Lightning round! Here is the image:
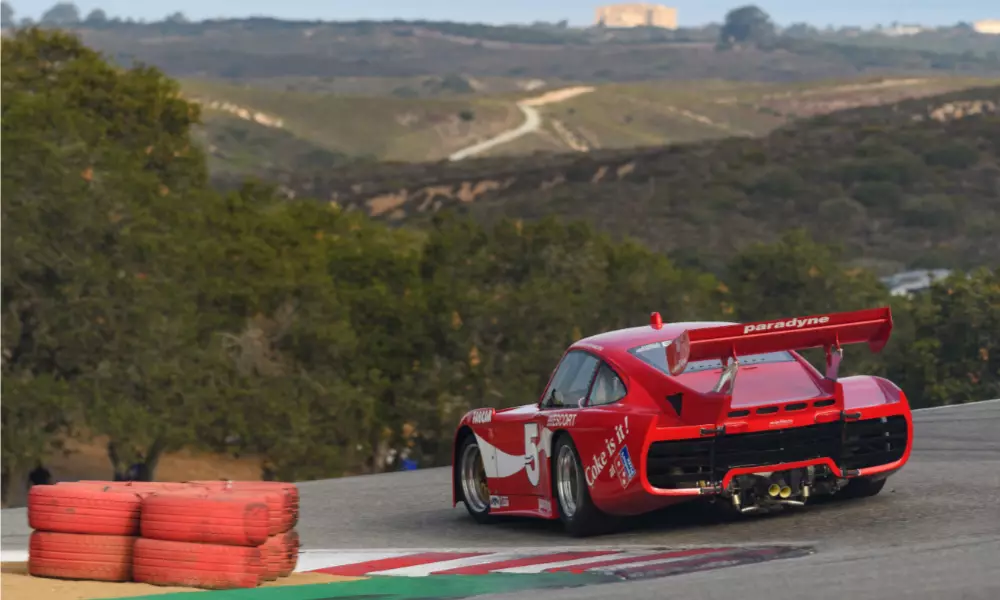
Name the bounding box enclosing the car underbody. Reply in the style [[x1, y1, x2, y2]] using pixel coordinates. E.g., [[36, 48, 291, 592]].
[[719, 465, 865, 513]]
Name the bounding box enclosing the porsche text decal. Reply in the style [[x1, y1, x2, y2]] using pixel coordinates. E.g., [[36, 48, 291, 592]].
[[743, 315, 830, 334]]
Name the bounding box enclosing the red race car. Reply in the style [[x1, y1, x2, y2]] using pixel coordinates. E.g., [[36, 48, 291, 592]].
[[451, 307, 912, 536]]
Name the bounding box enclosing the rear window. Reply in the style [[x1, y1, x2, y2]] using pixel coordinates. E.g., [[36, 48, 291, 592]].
[[629, 340, 796, 375]]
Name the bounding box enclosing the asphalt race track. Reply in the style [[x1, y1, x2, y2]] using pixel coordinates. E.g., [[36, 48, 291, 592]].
[[3, 400, 999, 599]]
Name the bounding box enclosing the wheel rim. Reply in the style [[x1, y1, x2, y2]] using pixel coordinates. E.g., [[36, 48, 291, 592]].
[[460, 443, 490, 513], [556, 445, 582, 518]]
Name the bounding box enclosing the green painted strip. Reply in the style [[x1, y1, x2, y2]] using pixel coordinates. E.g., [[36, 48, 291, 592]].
[[100, 572, 618, 600]]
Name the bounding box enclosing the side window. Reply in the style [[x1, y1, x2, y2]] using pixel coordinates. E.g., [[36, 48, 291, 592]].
[[543, 351, 600, 408], [588, 363, 627, 406]]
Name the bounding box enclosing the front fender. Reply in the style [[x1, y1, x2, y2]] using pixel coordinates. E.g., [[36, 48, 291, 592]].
[[451, 408, 495, 506]]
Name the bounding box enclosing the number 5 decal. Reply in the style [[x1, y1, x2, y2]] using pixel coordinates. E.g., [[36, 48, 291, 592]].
[[524, 422, 540, 486]]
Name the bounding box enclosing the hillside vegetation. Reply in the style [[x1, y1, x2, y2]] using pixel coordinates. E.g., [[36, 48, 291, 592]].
[[3, 29, 997, 506], [259, 85, 1000, 276], [186, 76, 993, 177], [182, 79, 520, 163], [49, 18, 1000, 84], [480, 76, 995, 155]]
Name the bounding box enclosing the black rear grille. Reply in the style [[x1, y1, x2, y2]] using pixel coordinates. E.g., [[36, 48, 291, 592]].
[[842, 416, 908, 470], [647, 415, 908, 489]]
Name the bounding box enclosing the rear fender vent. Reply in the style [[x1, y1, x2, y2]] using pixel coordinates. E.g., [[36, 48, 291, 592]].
[[785, 402, 808, 412], [756, 406, 779, 415]]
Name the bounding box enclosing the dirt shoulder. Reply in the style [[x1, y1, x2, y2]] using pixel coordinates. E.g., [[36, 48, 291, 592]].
[[1, 562, 360, 600]]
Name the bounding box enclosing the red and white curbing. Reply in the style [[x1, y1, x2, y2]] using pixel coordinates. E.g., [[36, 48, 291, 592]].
[[297, 547, 743, 577]]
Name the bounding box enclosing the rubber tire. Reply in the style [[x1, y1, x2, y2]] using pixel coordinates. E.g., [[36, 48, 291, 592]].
[[28, 531, 136, 582], [457, 435, 497, 525], [28, 484, 143, 535], [839, 476, 887, 499], [552, 435, 611, 538], [260, 535, 285, 581], [70, 481, 205, 493], [140, 491, 270, 546], [277, 529, 299, 577], [133, 538, 262, 590], [188, 481, 298, 533]]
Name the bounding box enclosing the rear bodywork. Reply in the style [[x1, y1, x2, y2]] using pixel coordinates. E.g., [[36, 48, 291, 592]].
[[451, 307, 912, 520]]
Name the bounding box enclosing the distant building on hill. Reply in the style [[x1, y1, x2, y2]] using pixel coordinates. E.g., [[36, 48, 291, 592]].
[[879, 269, 952, 297], [595, 3, 678, 29], [973, 20, 1000, 34], [878, 23, 926, 36]]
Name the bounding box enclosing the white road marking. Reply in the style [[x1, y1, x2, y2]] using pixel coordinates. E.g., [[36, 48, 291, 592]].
[[369, 551, 527, 576], [0, 550, 28, 563], [294, 551, 411, 572], [587, 552, 728, 573], [494, 551, 646, 574]]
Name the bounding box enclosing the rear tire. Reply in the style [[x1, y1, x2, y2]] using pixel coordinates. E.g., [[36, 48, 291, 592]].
[[457, 435, 496, 524], [553, 435, 611, 537], [838, 476, 887, 499]]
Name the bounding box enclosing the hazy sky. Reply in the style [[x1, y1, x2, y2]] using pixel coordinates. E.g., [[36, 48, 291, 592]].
[[7, 1, 998, 28]]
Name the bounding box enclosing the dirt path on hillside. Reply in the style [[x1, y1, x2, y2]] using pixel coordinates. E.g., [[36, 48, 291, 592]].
[[448, 86, 595, 160]]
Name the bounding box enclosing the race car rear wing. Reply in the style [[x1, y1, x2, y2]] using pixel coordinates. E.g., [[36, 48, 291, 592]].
[[665, 307, 893, 393]]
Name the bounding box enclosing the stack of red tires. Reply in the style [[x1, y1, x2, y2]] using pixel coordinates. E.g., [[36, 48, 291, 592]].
[[26, 480, 300, 590]]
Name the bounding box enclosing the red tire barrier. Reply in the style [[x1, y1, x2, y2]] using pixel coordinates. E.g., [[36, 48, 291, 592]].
[[28, 484, 143, 535], [278, 529, 299, 577], [260, 535, 285, 581], [28, 531, 136, 582], [140, 491, 269, 546], [188, 481, 298, 532], [68, 481, 205, 493], [133, 537, 262, 590]]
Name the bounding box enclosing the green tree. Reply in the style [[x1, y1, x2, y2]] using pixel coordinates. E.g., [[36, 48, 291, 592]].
[[724, 230, 891, 374], [1, 376, 73, 505], [726, 229, 888, 321], [1, 2, 14, 28], [883, 269, 1000, 408], [719, 5, 776, 47], [84, 9, 108, 24], [40, 2, 80, 26], [2, 28, 211, 481]]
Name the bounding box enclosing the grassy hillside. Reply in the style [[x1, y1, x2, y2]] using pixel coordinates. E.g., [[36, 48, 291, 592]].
[[223, 74, 556, 98], [193, 113, 363, 178], [193, 75, 994, 178], [481, 76, 995, 155], [182, 79, 520, 163], [66, 19, 1000, 84], [258, 86, 1000, 276]]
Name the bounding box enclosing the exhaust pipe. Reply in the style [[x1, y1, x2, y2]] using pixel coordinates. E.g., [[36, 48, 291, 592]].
[[768, 483, 781, 497], [779, 486, 792, 499]]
